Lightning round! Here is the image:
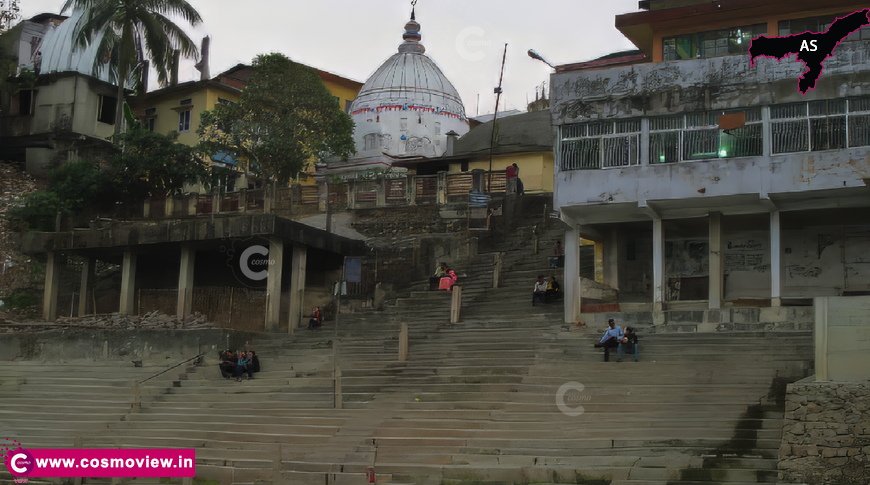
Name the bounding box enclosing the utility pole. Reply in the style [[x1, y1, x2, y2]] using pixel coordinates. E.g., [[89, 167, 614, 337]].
[[487, 44, 508, 193]]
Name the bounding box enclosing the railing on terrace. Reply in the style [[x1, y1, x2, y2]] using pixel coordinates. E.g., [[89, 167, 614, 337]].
[[110, 171, 510, 221]]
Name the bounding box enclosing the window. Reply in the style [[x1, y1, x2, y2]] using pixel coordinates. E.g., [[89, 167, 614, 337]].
[[663, 24, 766, 60], [217, 97, 236, 106], [345, 100, 353, 113], [18, 89, 33, 116], [178, 110, 191, 132], [560, 119, 640, 170], [97, 95, 117, 124], [769, 99, 870, 153], [364, 133, 379, 151], [180, 98, 192, 105], [650, 109, 761, 163], [779, 13, 870, 41]]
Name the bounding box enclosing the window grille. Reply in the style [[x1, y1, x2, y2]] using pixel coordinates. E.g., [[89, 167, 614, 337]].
[[560, 119, 640, 170]]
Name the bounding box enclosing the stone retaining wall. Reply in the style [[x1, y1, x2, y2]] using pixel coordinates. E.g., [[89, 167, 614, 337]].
[[778, 379, 870, 484]]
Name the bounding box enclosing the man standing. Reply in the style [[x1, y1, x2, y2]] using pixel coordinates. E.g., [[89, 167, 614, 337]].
[[594, 319, 623, 362]]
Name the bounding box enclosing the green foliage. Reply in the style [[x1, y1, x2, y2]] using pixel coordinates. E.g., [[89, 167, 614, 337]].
[[197, 53, 356, 185], [61, 0, 202, 89], [110, 127, 209, 203], [49, 159, 117, 213], [7, 191, 62, 232], [3, 292, 39, 309]]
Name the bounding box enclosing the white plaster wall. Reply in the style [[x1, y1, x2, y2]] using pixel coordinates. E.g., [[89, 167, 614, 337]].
[[351, 110, 468, 160], [33, 75, 113, 139], [815, 295, 870, 382], [555, 151, 870, 214]]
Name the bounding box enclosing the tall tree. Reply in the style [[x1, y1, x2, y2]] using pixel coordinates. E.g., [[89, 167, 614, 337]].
[[198, 53, 356, 186], [61, 0, 203, 134]]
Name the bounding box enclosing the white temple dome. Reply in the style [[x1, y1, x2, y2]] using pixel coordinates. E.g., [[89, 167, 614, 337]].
[[348, 11, 469, 161]]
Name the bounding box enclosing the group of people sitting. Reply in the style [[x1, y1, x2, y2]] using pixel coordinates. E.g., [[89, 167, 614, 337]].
[[219, 350, 260, 382], [532, 274, 561, 305], [594, 319, 638, 362]]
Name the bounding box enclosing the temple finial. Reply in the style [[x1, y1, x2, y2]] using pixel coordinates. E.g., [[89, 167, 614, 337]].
[[399, 1, 424, 54]]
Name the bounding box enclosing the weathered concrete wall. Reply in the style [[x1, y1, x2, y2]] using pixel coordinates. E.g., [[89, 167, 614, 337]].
[[814, 295, 870, 382], [724, 230, 770, 300], [555, 150, 870, 220], [778, 379, 870, 485], [0, 329, 260, 363], [551, 41, 870, 123]]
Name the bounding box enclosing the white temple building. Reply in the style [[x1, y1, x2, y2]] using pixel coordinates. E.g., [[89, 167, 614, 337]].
[[337, 9, 470, 174]]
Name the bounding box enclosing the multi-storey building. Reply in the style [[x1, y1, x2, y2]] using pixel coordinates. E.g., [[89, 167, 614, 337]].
[[552, 0, 870, 323]]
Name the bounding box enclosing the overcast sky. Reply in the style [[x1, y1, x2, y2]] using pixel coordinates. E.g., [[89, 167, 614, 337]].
[[19, 0, 640, 116]]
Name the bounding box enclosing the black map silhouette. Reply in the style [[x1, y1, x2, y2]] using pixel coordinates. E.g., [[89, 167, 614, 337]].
[[749, 9, 870, 94]]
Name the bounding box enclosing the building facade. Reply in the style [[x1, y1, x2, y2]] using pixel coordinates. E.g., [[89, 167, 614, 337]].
[[552, 0, 870, 323]]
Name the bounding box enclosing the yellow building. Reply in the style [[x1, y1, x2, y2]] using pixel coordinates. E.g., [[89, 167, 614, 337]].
[[129, 79, 241, 146], [446, 110, 554, 193], [131, 63, 363, 187]]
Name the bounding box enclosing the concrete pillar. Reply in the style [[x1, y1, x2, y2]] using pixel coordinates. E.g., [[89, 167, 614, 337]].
[[407, 175, 417, 205], [437, 171, 447, 205], [770, 211, 782, 307], [43, 251, 61, 321], [593, 241, 604, 283], [603, 227, 619, 290], [653, 218, 665, 312], [377, 177, 386, 207], [564, 226, 582, 323], [177, 245, 195, 319], [288, 244, 307, 333], [265, 236, 284, 333], [78, 256, 95, 317], [119, 251, 137, 315], [398, 322, 408, 361], [709, 212, 724, 309], [450, 285, 462, 323]]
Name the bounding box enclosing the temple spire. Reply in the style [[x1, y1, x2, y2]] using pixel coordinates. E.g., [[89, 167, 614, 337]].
[[399, 1, 425, 54]]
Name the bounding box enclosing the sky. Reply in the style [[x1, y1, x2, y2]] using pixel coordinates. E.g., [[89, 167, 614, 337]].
[[18, 0, 640, 116]]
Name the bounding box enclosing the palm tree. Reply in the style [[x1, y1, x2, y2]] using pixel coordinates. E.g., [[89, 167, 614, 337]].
[[61, 0, 203, 135]]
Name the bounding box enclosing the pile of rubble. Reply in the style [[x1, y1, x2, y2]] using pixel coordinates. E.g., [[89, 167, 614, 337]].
[[0, 161, 40, 293], [0, 311, 215, 333]]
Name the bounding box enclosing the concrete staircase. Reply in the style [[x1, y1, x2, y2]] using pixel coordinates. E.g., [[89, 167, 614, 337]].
[[0, 196, 815, 485]]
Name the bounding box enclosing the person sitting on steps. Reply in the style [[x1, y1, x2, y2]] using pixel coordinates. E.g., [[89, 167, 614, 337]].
[[236, 351, 253, 382], [594, 319, 623, 362], [219, 350, 235, 379], [249, 350, 261, 373], [533, 275, 548, 306], [307, 306, 322, 329], [617, 327, 638, 363], [545, 274, 561, 303], [438, 262, 458, 291]]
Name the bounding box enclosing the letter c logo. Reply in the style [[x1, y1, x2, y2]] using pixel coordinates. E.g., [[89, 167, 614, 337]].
[[10, 454, 28, 474], [555, 381, 586, 417], [456, 26, 486, 62], [240, 246, 269, 281]]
